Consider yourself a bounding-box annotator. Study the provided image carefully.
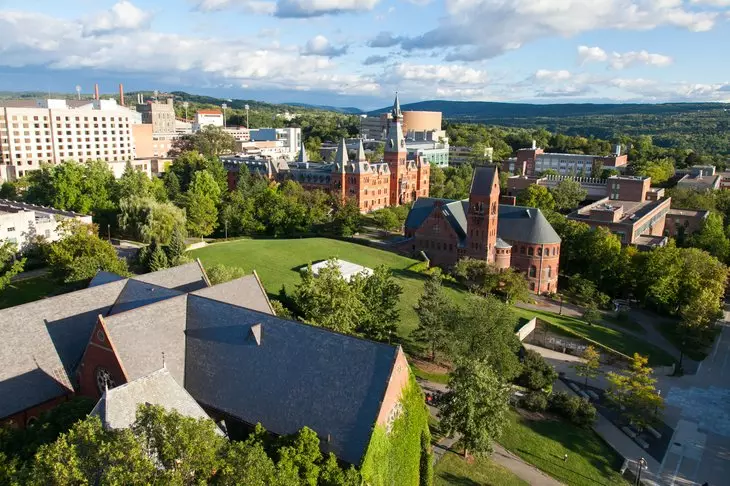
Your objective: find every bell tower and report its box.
[465,166,500,263]
[384,93,408,205]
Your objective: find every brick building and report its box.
[403,166,561,294]
[0,263,414,467]
[504,142,628,177]
[567,176,671,248]
[224,95,429,213]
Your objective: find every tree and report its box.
[372,207,401,233]
[47,220,128,283]
[636,158,675,185]
[606,353,664,429]
[574,345,601,390]
[192,125,236,158]
[517,184,555,211]
[167,151,227,193]
[412,270,453,361]
[551,179,588,211]
[164,170,181,201]
[146,239,169,272]
[439,360,510,458]
[688,212,730,262]
[499,267,530,304]
[184,170,221,238]
[429,165,447,198]
[582,302,601,325]
[217,440,276,486]
[0,181,18,199]
[353,265,402,342]
[0,242,25,293]
[293,260,366,334]
[332,198,362,237]
[515,350,558,391]
[452,257,500,296]
[206,264,246,285]
[118,196,186,244]
[117,163,153,201]
[166,226,188,264]
[449,296,522,381]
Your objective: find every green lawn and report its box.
[513,307,675,366]
[435,451,528,486]
[0,276,74,310]
[602,313,646,335]
[499,411,628,486]
[190,238,469,337]
[412,366,450,385]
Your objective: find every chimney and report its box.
[614,144,621,156]
[94,83,99,100]
[119,84,125,106]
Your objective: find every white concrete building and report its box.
[307,259,373,282]
[0,99,137,181]
[249,128,301,154]
[0,199,92,250]
[193,110,224,131]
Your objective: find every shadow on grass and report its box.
[436,473,480,486]
[515,448,616,486]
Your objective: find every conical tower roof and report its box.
[356,139,367,161]
[392,92,402,119]
[297,141,308,163]
[335,138,349,169]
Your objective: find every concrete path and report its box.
[420,377,566,485]
[9,267,49,282]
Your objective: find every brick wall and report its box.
[76,317,129,400]
[375,348,411,427]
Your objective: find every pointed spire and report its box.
[297,140,308,163]
[392,92,402,120]
[356,139,367,162]
[335,138,349,169]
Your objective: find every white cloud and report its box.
[83,1,152,36]
[535,69,572,81]
[691,0,730,7]
[579,46,672,69]
[368,31,402,48]
[193,0,276,14]
[0,10,378,97]
[390,63,488,84]
[301,35,348,57]
[274,0,380,17]
[578,45,608,64]
[396,0,719,61]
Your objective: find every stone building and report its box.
[403,166,561,294]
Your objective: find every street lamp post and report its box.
[635,457,647,485]
[221,103,227,128]
[244,104,250,129]
[182,101,189,122]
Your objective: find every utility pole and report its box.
[245,104,250,129]
[222,103,227,128]
[634,457,646,485]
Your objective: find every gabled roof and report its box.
[184,294,399,466]
[191,273,274,315]
[497,205,561,245]
[470,166,499,197]
[134,261,209,292]
[91,368,212,430]
[102,295,189,384]
[89,271,126,288]
[107,279,184,316]
[0,279,127,419]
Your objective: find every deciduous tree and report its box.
[353,265,402,342]
[183,170,221,238]
[551,179,588,211]
[606,353,663,429]
[517,184,555,211]
[0,242,25,293]
[574,345,601,390]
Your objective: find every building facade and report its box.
[0,99,136,181]
[249,128,301,154]
[449,145,493,166]
[403,166,561,294]
[135,98,176,134]
[505,143,628,177]
[193,110,224,131]
[0,199,92,249]
[406,140,449,167]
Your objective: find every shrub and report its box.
[573,399,597,427]
[521,391,548,412]
[548,391,596,428]
[515,350,558,391]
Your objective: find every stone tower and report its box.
[465,166,500,263]
[384,93,409,205]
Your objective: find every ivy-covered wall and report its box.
[360,375,433,486]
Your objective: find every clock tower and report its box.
[384,93,412,205]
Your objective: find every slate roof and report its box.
[89,271,126,287]
[495,237,512,249]
[91,368,212,430]
[134,261,209,292]
[0,280,127,419]
[405,198,560,246]
[497,205,561,245]
[107,279,184,316]
[102,295,189,384]
[184,294,399,466]
[190,273,274,314]
[470,166,498,197]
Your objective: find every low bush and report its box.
[548,391,596,428]
[521,391,548,412]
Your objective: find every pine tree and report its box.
[166,227,187,264]
[412,270,452,361]
[146,239,169,272]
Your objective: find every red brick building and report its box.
[223,95,429,213]
[403,166,561,294]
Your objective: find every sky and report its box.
[0,0,729,109]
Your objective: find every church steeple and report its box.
[297,140,308,163]
[335,138,349,169]
[356,139,367,162]
[392,92,402,120]
[385,93,406,154]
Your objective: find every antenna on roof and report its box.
[162,352,166,369]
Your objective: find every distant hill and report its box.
[366,100,730,121]
[285,102,364,114]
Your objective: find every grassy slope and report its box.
[499,411,628,486]
[435,451,528,486]
[0,276,73,310]
[190,238,469,337]
[513,307,675,366]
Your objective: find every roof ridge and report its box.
[0,278,128,314]
[104,294,188,324]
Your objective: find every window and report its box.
[520,246,526,254]
[95,367,116,395]
[547,266,552,278]
[6,227,15,232]
[529,266,537,278]
[528,247,534,256]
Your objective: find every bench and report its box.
[586,390,599,401]
[569,382,580,392]
[646,426,662,439]
[579,391,590,399]
[622,426,637,439]
[635,437,650,449]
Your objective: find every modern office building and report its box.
[0,198,92,249]
[0,98,137,181]
[406,140,449,167]
[193,110,224,131]
[249,127,301,154]
[450,145,493,166]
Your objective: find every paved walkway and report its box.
[420,378,566,485]
[9,267,49,282]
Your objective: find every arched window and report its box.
[537,248,542,256]
[529,266,537,278]
[547,266,552,278]
[528,247,534,256]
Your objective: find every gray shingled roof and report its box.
[470,166,498,197]
[107,279,184,316]
[184,294,399,466]
[89,271,126,287]
[0,280,127,419]
[404,197,453,230]
[495,237,512,249]
[497,205,561,245]
[191,274,274,314]
[134,261,209,292]
[102,295,188,384]
[90,368,212,430]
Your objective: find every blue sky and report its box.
[0,0,729,109]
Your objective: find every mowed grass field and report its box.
[190,237,469,337]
